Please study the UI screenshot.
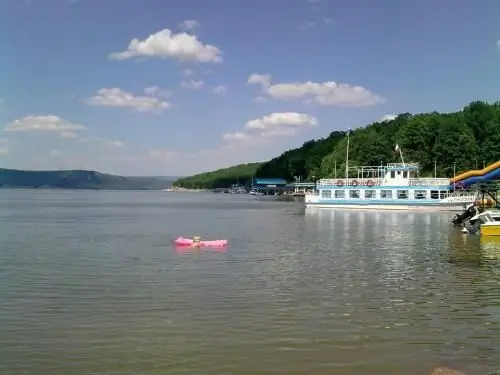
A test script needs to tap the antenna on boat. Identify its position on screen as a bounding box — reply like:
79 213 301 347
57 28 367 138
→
346 129 351 180
395 143 405 167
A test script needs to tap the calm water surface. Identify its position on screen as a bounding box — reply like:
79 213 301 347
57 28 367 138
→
0 190 499 375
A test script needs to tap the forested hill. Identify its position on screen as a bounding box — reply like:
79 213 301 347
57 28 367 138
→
0 168 175 190
175 101 500 188
173 163 262 189
256 101 500 181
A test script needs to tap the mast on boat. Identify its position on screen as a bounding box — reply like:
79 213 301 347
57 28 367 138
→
395 143 405 166
346 129 351 180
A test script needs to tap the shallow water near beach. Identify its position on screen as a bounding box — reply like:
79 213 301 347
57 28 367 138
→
0 190 499 375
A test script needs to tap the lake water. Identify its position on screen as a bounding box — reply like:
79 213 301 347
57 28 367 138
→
0 190 499 375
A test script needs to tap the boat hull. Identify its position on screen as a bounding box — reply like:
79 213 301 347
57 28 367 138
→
480 224 500 236
305 191 477 212
305 203 468 212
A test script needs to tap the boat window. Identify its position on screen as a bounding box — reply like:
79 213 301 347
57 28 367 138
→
349 190 360 199
397 190 409 199
321 190 332 199
381 190 393 199
440 191 448 199
390 171 395 179
430 190 439 199
403 171 408 178
414 190 427 199
364 190 376 199
334 190 345 199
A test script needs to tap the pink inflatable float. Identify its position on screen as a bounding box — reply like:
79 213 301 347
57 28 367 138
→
173 237 228 248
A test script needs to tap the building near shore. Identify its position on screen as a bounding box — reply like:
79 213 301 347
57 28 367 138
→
252 178 289 194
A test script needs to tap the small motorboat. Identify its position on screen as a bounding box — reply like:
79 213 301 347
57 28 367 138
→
173 237 228 248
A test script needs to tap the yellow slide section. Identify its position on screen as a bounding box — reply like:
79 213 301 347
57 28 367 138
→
450 161 500 184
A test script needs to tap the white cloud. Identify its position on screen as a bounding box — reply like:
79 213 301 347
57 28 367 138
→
323 17 334 25
78 136 125 148
182 68 195 77
60 131 80 139
0 148 9 156
4 115 86 134
247 73 385 107
181 80 205 91
247 73 271 87
222 112 318 143
179 20 200 31
245 112 317 131
86 88 171 113
108 28 223 63
2 131 277 176
379 114 397 122
496 40 500 48
212 85 227 95
107 140 125 148
144 86 171 98
222 131 248 141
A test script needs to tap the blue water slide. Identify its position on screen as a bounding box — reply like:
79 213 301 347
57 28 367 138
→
456 166 500 188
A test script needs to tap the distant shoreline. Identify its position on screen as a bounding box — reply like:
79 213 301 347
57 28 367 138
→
0 168 175 190
165 186 209 192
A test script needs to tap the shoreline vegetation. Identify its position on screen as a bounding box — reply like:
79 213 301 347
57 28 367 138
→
173 163 262 190
174 101 500 190
3 101 499 191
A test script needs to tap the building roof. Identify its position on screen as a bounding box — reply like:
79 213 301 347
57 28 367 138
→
255 178 288 185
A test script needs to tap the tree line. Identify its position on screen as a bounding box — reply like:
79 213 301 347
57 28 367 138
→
173 163 262 189
174 101 500 189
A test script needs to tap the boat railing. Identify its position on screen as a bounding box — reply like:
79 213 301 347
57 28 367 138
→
387 162 419 168
409 178 450 186
317 178 383 188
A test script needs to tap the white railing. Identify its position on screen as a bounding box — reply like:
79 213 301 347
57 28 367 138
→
317 178 382 188
387 162 419 168
409 178 450 186
317 177 452 188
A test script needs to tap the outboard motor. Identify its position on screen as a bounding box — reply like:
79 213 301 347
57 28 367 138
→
451 203 478 227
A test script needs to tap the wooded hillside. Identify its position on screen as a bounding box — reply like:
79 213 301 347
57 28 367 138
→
176 101 500 188
0 168 175 190
173 163 262 189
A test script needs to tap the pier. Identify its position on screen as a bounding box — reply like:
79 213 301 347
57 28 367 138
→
287 182 316 196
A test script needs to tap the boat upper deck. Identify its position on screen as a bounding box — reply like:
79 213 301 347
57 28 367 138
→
316 163 451 189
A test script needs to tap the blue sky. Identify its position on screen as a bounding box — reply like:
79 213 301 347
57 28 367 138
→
1 0 499 176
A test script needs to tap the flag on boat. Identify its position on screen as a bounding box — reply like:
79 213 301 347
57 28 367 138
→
394 143 400 152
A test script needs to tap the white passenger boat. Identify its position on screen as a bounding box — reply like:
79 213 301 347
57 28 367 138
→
305 140 478 211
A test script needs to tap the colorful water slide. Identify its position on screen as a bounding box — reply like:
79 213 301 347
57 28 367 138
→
450 161 500 187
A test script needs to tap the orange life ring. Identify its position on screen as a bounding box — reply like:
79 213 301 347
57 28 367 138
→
351 180 359 187
366 180 374 187
337 180 344 187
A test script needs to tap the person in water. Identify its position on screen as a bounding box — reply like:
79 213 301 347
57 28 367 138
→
192 236 201 248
